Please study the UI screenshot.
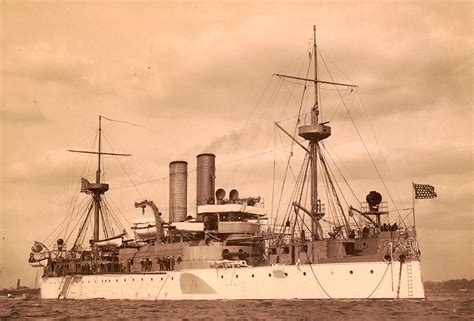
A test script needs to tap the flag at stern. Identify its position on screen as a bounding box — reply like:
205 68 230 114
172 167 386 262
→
413 183 437 199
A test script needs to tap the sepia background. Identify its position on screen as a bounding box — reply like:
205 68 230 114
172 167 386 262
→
1 1 472 288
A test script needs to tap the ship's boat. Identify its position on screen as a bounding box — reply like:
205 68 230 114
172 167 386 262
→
29 27 437 300
90 232 126 248
131 217 157 240
28 256 48 268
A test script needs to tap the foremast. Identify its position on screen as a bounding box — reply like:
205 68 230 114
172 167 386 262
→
68 116 131 247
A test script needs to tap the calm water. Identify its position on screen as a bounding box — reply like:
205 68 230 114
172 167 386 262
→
0 290 472 320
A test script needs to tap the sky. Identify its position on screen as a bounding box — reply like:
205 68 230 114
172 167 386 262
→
0 1 472 288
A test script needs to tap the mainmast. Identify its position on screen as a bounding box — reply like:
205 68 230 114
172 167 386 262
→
93 116 103 243
68 116 131 245
310 25 319 217
275 26 357 240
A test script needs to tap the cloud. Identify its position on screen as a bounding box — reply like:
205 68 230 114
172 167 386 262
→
0 108 48 124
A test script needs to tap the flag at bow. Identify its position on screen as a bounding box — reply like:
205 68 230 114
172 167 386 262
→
413 183 437 199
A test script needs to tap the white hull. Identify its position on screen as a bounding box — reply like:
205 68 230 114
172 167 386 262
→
41 261 425 300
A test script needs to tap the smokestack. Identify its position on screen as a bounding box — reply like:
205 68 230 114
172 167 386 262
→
169 161 188 222
196 153 216 207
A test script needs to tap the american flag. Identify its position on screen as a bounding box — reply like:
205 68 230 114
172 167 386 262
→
413 183 437 199
81 177 92 194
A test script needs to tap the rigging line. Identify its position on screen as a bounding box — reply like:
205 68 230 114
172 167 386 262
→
366 263 391 299
238 120 281 188
60 194 90 242
319 53 398 219
319 146 351 208
102 132 144 200
290 155 310 242
271 126 276 224
279 154 309 242
328 89 356 123
274 52 313 235
73 199 94 248
105 195 132 226
229 75 284 160
321 163 341 231
276 129 298 183
109 137 304 190
318 48 356 86
43 196 89 245
356 91 406 210
245 78 284 151
62 197 91 243
276 47 312 75
64 132 98 228
226 75 276 152
320 152 349 236
299 169 311 235
224 79 283 187
64 199 93 246
304 252 333 298
99 199 110 238
272 131 296 235
276 111 311 124
321 141 359 203
102 197 126 232
79 208 93 246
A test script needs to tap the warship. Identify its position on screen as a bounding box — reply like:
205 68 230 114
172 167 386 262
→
29 27 434 300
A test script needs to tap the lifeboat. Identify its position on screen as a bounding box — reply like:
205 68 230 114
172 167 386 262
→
90 232 126 248
131 216 157 240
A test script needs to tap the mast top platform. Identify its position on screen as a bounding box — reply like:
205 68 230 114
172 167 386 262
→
298 123 331 142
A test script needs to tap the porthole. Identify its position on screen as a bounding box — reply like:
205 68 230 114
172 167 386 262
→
124 279 126 282
141 278 143 281
268 273 272 277
161 277 163 281
132 278 134 282
303 272 307 276
384 255 392 262
151 278 153 281
116 279 118 282
251 274 255 278
370 270 374 274
221 275 224 279
349 270 353 274
284 272 288 277
171 277 174 280
236 275 239 278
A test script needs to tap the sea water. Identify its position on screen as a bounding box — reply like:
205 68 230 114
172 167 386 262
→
0 290 471 320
